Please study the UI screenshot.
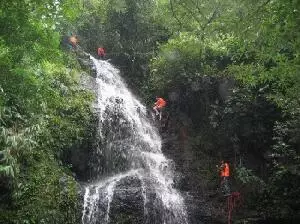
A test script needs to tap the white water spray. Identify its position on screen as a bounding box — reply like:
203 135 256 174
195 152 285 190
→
82 57 188 224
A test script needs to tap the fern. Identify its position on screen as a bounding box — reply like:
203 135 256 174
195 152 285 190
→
0 110 39 178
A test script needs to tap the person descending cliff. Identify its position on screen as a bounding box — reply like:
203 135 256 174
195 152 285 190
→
218 160 230 196
153 97 166 121
97 47 106 59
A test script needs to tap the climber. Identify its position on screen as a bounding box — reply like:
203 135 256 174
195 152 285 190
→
218 160 230 196
153 97 166 120
68 34 79 49
97 47 106 59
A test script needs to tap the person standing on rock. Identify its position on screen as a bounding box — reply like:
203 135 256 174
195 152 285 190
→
218 160 230 196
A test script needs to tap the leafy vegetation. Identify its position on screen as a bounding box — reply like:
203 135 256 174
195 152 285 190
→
1 0 299 223
147 0 300 221
0 0 93 223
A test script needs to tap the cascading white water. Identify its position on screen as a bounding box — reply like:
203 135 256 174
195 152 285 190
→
82 57 188 224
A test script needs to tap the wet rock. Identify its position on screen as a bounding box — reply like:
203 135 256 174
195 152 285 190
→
109 176 144 224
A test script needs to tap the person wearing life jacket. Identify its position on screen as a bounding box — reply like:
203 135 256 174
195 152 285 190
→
153 97 166 120
97 47 106 59
218 160 230 196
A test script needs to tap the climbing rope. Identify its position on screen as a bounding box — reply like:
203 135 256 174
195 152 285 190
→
227 191 242 224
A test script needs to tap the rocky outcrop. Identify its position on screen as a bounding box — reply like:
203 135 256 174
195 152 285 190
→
109 176 144 224
162 129 222 224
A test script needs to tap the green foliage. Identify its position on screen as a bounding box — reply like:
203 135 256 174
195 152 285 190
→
149 32 230 94
154 0 238 36
258 166 300 220
0 123 37 178
75 0 169 98
0 0 299 222
236 166 264 186
0 151 81 224
0 0 93 223
148 0 300 220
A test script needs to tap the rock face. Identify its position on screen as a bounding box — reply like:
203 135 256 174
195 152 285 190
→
109 176 144 224
160 115 229 224
161 134 215 224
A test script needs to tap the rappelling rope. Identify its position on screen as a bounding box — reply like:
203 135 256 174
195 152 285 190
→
227 192 242 224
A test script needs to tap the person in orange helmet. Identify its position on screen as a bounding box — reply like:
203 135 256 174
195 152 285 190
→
218 160 230 196
153 97 166 120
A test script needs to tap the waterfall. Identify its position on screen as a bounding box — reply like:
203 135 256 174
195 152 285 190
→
81 57 188 224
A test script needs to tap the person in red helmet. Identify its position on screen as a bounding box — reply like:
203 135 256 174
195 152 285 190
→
153 97 166 120
97 47 106 59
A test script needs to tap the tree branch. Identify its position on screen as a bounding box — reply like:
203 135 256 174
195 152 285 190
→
201 4 219 32
169 0 183 28
177 1 202 26
190 0 205 17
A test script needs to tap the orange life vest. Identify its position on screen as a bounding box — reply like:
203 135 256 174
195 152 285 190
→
220 163 230 177
155 98 166 108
